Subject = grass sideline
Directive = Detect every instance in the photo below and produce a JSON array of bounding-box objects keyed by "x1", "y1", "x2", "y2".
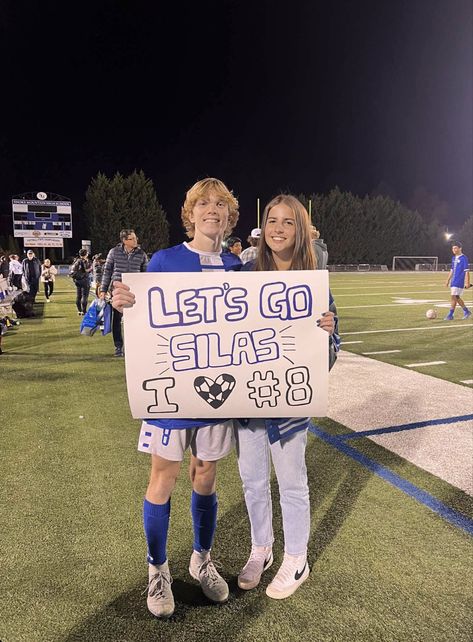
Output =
[{"x1": 1, "y1": 274, "x2": 472, "y2": 642}]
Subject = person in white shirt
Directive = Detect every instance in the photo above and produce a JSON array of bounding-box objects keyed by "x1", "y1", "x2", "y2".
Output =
[
  {"x1": 240, "y1": 228, "x2": 261, "y2": 264},
  {"x1": 40, "y1": 259, "x2": 58, "y2": 302},
  {"x1": 8, "y1": 254, "x2": 23, "y2": 290}
]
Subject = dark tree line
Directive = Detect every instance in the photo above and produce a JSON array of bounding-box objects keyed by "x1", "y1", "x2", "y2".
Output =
[
  {"x1": 299, "y1": 188, "x2": 469, "y2": 265},
  {"x1": 84, "y1": 170, "x2": 169, "y2": 255},
  {"x1": 1, "y1": 179, "x2": 471, "y2": 266}
]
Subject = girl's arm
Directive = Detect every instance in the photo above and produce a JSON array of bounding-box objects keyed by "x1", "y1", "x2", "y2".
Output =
[{"x1": 317, "y1": 291, "x2": 340, "y2": 370}]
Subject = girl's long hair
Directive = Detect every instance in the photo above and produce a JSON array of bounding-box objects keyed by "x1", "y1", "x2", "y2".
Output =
[{"x1": 255, "y1": 194, "x2": 316, "y2": 271}]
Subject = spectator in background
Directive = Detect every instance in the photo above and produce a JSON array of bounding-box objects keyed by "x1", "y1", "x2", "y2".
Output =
[
  {"x1": 92, "y1": 254, "x2": 105, "y2": 297},
  {"x1": 71, "y1": 249, "x2": 92, "y2": 315},
  {"x1": 310, "y1": 225, "x2": 328, "y2": 270},
  {"x1": 240, "y1": 228, "x2": 261, "y2": 264},
  {"x1": 100, "y1": 229, "x2": 148, "y2": 357},
  {"x1": 0, "y1": 255, "x2": 9, "y2": 279},
  {"x1": 8, "y1": 255, "x2": 23, "y2": 290},
  {"x1": 22, "y1": 250, "x2": 42, "y2": 302},
  {"x1": 41, "y1": 258, "x2": 58, "y2": 302},
  {"x1": 444, "y1": 241, "x2": 471, "y2": 320},
  {"x1": 226, "y1": 236, "x2": 242, "y2": 257}
]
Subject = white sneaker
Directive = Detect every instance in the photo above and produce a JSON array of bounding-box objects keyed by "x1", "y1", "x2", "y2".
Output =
[
  {"x1": 146, "y1": 560, "x2": 174, "y2": 618},
  {"x1": 265, "y1": 553, "x2": 309, "y2": 599},
  {"x1": 238, "y1": 546, "x2": 273, "y2": 590},
  {"x1": 189, "y1": 550, "x2": 229, "y2": 603}
]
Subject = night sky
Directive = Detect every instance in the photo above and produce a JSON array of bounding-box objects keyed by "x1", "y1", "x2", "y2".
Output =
[{"x1": 1, "y1": 0, "x2": 472, "y2": 245}]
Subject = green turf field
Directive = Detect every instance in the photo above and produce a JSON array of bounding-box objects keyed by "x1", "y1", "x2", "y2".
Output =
[
  {"x1": 1, "y1": 273, "x2": 472, "y2": 642},
  {"x1": 332, "y1": 271, "x2": 473, "y2": 384}
]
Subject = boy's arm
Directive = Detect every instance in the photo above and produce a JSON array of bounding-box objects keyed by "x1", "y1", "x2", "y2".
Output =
[{"x1": 445, "y1": 269, "x2": 452, "y2": 286}]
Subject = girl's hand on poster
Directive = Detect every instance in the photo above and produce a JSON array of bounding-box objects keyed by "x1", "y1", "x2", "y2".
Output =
[{"x1": 317, "y1": 310, "x2": 335, "y2": 335}]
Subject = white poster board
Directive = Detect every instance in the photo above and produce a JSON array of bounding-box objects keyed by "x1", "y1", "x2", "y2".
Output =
[{"x1": 123, "y1": 270, "x2": 329, "y2": 419}]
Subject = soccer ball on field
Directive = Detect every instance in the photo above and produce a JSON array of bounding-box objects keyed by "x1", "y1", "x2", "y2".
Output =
[{"x1": 426, "y1": 309, "x2": 437, "y2": 319}]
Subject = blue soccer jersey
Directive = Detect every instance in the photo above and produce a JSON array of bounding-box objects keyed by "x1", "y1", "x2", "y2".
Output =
[
  {"x1": 144, "y1": 243, "x2": 241, "y2": 429},
  {"x1": 451, "y1": 254, "x2": 469, "y2": 288},
  {"x1": 147, "y1": 242, "x2": 241, "y2": 273}
]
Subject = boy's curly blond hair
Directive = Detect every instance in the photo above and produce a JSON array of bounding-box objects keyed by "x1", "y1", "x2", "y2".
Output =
[{"x1": 181, "y1": 177, "x2": 239, "y2": 239}]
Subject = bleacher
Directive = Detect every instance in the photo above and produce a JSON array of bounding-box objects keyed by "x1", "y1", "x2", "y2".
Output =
[{"x1": 0, "y1": 276, "x2": 13, "y2": 316}]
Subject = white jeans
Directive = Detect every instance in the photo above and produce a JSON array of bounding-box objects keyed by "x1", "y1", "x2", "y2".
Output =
[{"x1": 235, "y1": 420, "x2": 310, "y2": 556}]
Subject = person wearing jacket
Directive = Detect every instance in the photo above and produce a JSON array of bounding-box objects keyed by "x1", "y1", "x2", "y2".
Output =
[
  {"x1": 92, "y1": 254, "x2": 105, "y2": 297},
  {"x1": 40, "y1": 259, "x2": 58, "y2": 302},
  {"x1": 100, "y1": 229, "x2": 148, "y2": 356},
  {"x1": 22, "y1": 250, "x2": 42, "y2": 302},
  {"x1": 310, "y1": 225, "x2": 329, "y2": 270},
  {"x1": 0, "y1": 254, "x2": 9, "y2": 279}
]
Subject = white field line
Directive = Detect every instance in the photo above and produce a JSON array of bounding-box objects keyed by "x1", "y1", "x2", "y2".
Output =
[
  {"x1": 460, "y1": 380, "x2": 473, "y2": 384},
  {"x1": 341, "y1": 340, "x2": 364, "y2": 344},
  {"x1": 333, "y1": 289, "x2": 453, "y2": 297},
  {"x1": 338, "y1": 303, "x2": 440, "y2": 309},
  {"x1": 331, "y1": 283, "x2": 442, "y2": 290},
  {"x1": 343, "y1": 323, "x2": 473, "y2": 335},
  {"x1": 338, "y1": 298, "x2": 472, "y2": 309},
  {"x1": 406, "y1": 361, "x2": 446, "y2": 367},
  {"x1": 362, "y1": 350, "x2": 401, "y2": 355}
]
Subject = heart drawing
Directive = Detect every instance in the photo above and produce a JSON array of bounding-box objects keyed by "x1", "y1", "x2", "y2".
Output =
[{"x1": 194, "y1": 374, "x2": 236, "y2": 409}]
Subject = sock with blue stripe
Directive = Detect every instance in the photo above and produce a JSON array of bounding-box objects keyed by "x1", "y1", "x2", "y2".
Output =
[
  {"x1": 143, "y1": 498, "x2": 170, "y2": 565},
  {"x1": 191, "y1": 491, "x2": 217, "y2": 552}
]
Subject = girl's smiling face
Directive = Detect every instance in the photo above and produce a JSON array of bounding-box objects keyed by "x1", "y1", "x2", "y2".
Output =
[{"x1": 264, "y1": 203, "x2": 296, "y2": 261}]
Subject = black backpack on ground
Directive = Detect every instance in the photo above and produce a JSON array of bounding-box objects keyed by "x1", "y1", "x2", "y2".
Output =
[{"x1": 12, "y1": 291, "x2": 35, "y2": 318}]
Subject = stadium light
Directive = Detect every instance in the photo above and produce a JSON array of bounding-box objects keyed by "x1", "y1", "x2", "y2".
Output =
[{"x1": 445, "y1": 232, "x2": 453, "y2": 240}]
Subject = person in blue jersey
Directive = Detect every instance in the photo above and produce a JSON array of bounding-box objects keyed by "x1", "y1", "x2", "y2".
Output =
[
  {"x1": 444, "y1": 241, "x2": 471, "y2": 320},
  {"x1": 235, "y1": 194, "x2": 339, "y2": 600},
  {"x1": 111, "y1": 178, "x2": 241, "y2": 618}
]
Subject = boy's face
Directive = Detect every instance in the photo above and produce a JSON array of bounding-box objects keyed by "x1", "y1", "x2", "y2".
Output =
[
  {"x1": 452, "y1": 245, "x2": 462, "y2": 255},
  {"x1": 229, "y1": 241, "x2": 242, "y2": 256},
  {"x1": 190, "y1": 190, "x2": 229, "y2": 242}
]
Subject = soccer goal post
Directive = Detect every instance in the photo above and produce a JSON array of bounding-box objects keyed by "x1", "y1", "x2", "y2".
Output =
[{"x1": 392, "y1": 256, "x2": 439, "y2": 271}]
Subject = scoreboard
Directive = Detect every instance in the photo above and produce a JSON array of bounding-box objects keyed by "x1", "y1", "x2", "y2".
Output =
[{"x1": 12, "y1": 193, "x2": 73, "y2": 238}]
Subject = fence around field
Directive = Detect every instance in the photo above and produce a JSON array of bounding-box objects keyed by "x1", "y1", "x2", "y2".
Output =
[
  {"x1": 22, "y1": 262, "x2": 473, "y2": 275},
  {"x1": 328, "y1": 263, "x2": 469, "y2": 272}
]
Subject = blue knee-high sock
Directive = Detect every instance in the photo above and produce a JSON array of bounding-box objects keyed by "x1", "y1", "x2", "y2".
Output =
[
  {"x1": 143, "y1": 498, "x2": 170, "y2": 565},
  {"x1": 191, "y1": 491, "x2": 217, "y2": 552}
]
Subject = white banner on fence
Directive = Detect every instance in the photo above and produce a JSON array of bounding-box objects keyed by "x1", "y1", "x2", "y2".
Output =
[{"x1": 122, "y1": 270, "x2": 329, "y2": 419}]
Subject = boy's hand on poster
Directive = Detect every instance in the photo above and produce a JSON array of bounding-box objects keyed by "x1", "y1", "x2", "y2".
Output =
[{"x1": 112, "y1": 280, "x2": 136, "y2": 312}]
